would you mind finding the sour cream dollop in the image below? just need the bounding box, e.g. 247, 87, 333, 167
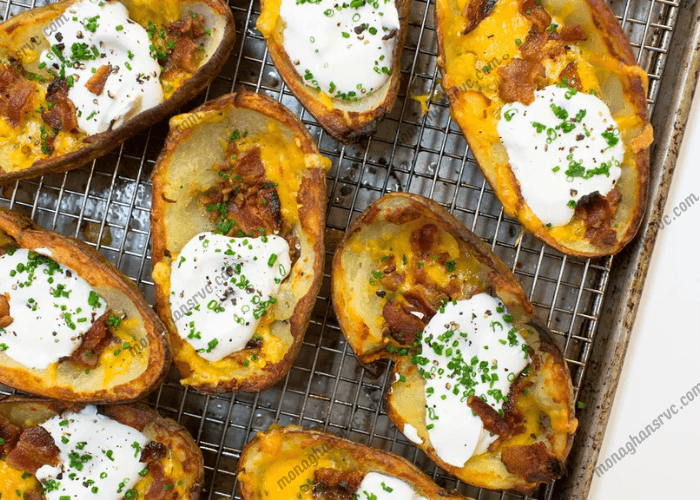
36, 405, 150, 500
279, 0, 400, 99
419, 294, 529, 467
0, 248, 107, 370
498, 85, 625, 226
169, 233, 291, 362
40, 0, 164, 135
355, 472, 428, 500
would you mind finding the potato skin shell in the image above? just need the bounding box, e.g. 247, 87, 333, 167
237, 425, 473, 500
331, 193, 578, 494
0, 0, 236, 184
0, 208, 171, 403
257, 0, 410, 143
434, 0, 650, 257
0, 396, 204, 500
151, 91, 326, 394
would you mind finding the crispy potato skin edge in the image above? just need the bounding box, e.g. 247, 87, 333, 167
150, 91, 326, 394
258, 0, 410, 143
434, 0, 651, 257
0, 208, 171, 403
237, 425, 473, 500
331, 193, 577, 494
0, 0, 236, 184
0, 396, 204, 500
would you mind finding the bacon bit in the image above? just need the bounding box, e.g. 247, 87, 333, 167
559, 62, 583, 91
561, 25, 587, 42
382, 298, 425, 346
170, 38, 199, 74
462, 0, 498, 34
497, 58, 546, 105
0, 293, 12, 329
144, 460, 177, 500
2, 80, 34, 127
500, 442, 565, 483
519, 0, 552, 33
85, 65, 111, 95
42, 79, 79, 133
140, 441, 168, 463
6, 427, 61, 474
64, 313, 113, 368
574, 188, 621, 248
168, 15, 207, 39
314, 468, 364, 499
409, 224, 439, 255
468, 396, 512, 436
0, 414, 21, 455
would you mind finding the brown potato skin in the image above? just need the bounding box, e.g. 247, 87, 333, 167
331, 193, 578, 494
237, 425, 473, 500
0, 208, 171, 403
151, 91, 326, 394
257, 0, 410, 143
434, 0, 650, 257
0, 0, 236, 184
0, 397, 204, 500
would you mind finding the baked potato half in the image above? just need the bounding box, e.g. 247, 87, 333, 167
238, 425, 473, 500
151, 91, 329, 394
435, 0, 652, 256
256, 0, 410, 143
0, 397, 204, 500
0, 0, 235, 183
331, 193, 578, 493
0, 208, 170, 403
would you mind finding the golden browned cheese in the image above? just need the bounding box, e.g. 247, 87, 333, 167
0, 0, 236, 183
0, 399, 204, 500
331, 193, 578, 493
237, 425, 473, 500
0, 208, 170, 403
435, 0, 652, 256
151, 91, 329, 394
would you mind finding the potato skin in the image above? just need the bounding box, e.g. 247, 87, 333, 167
434, 0, 651, 257
331, 193, 578, 493
256, 0, 410, 143
0, 0, 236, 184
151, 91, 327, 394
238, 425, 473, 500
0, 208, 171, 403
0, 397, 204, 500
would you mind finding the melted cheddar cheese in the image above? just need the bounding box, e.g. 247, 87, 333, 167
0, 458, 41, 498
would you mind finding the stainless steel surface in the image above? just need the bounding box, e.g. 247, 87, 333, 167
0, 0, 692, 498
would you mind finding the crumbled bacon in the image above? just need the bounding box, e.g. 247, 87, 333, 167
144, 461, 177, 500
409, 224, 438, 256
497, 58, 546, 105
382, 298, 425, 346
64, 313, 113, 368
314, 468, 364, 500
6, 427, 60, 474
0, 414, 21, 455
0, 293, 12, 329
561, 24, 587, 42
462, 0, 498, 34
0, 66, 35, 127
467, 396, 512, 436
85, 65, 111, 96
41, 79, 79, 133
559, 62, 583, 91
168, 38, 199, 74
574, 188, 621, 248
140, 441, 168, 463
500, 442, 565, 483
519, 0, 552, 33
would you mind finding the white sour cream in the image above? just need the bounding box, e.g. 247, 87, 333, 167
419, 294, 529, 468
498, 85, 625, 226
40, 0, 164, 135
402, 423, 423, 444
355, 472, 428, 500
36, 406, 150, 500
279, 0, 400, 99
169, 233, 291, 362
0, 248, 107, 370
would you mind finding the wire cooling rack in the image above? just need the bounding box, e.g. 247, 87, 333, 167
0, 0, 680, 498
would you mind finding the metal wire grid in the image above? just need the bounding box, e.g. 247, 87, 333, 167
0, 0, 678, 498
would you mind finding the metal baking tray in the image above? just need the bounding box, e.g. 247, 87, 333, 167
0, 0, 697, 498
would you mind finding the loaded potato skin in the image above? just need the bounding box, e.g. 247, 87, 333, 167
237, 425, 473, 500
0, 0, 235, 183
435, 0, 652, 256
256, 0, 411, 143
151, 91, 328, 394
0, 207, 170, 403
0, 397, 204, 500
331, 193, 578, 493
